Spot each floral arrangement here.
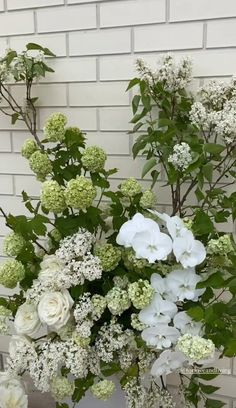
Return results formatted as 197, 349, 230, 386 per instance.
0, 47, 235, 408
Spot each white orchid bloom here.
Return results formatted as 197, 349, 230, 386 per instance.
149, 210, 188, 239
141, 325, 180, 349
150, 273, 177, 301
166, 268, 202, 302
173, 311, 202, 335
151, 350, 186, 376
116, 213, 160, 248
139, 293, 177, 326
173, 230, 206, 268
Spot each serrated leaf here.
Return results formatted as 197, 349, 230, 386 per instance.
142, 158, 157, 178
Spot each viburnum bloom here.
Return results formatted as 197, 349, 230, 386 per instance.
141, 325, 180, 349
116, 213, 172, 262
151, 350, 186, 376
166, 269, 203, 302
173, 311, 202, 335
173, 230, 206, 268
139, 294, 177, 326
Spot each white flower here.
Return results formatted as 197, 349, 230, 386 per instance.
173, 311, 202, 335
9, 335, 32, 359
0, 375, 27, 408
168, 143, 192, 171
151, 350, 186, 376
117, 213, 172, 262
141, 325, 180, 349
173, 230, 206, 268
38, 290, 74, 331
14, 303, 41, 336
166, 269, 203, 302
39, 255, 65, 283
139, 294, 177, 326
149, 210, 188, 240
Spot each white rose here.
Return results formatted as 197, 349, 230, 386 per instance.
0, 382, 28, 408
14, 303, 41, 336
38, 290, 74, 331
39, 255, 64, 283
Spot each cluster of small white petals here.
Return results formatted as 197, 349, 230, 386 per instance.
6, 336, 36, 376
75, 319, 93, 338
56, 230, 95, 262
64, 339, 88, 378
74, 293, 92, 322
168, 143, 192, 171
119, 349, 135, 370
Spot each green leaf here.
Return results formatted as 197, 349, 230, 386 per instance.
11, 113, 19, 125
26, 42, 56, 57
199, 384, 220, 394
197, 371, 220, 380
205, 398, 226, 408
73, 374, 94, 403
101, 362, 120, 377
142, 158, 157, 178
198, 272, 225, 289
193, 209, 214, 235
224, 338, 236, 357
120, 365, 139, 387
132, 95, 141, 114
126, 77, 140, 91
204, 143, 225, 155
187, 306, 204, 321
203, 163, 213, 182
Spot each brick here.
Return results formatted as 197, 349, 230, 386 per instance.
40, 57, 96, 82
39, 108, 97, 131
69, 82, 129, 106
207, 19, 236, 48
0, 195, 28, 215
11, 84, 67, 107
37, 4, 96, 33
209, 376, 236, 398
99, 107, 132, 131
134, 23, 203, 52
100, 0, 165, 28
69, 28, 131, 56
7, 0, 63, 9
170, 0, 236, 21
86, 132, 130, 155
100, 55, 135, 81
14, 175, 40, 197
0, 153, 31, 175
0, 11, 34, 36
0, 132, 11, 152
0, 175, 13, 194
69, 0, 103, 3
9, 33, 67, 57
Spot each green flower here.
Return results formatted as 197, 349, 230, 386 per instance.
72, 332, 90, 347
91, 380, 115, 401
207, 235, 234, 255
106, 287, 130, 316
0, 305, 11, 318
95, 244, 121, 272
122, 248, 148, 272
140, 190, 157, 209
3, 232, 25, 257
50, 377, 75, 402
120, 177, 142, 198
41, 180, 66, 213
29, 151, 52, 180
44, 112, 67, 142
65, 176, 96, 210
128, 280, 154, 309
21, 138, 38, 159
177, 334, 215, 362
0, 260, 25, 288
131, 313, 146, 331
91, 294, 107, 320
82, 145, 107, 173
113, 275, 129, 289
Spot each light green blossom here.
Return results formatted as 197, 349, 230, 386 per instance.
40, 180, 66, 213
183, 217, 193, 230
57, 320, 75, 341
128, 280, 154, 309
120, 177, 142, 197
72, 332, 90, 347
0, 305, 12, 334
140, 190, 157, 209
207, 235, 234, 255
65, 176, 96, 210
113, 275, 129, 289
95, 244, 121, 272
50, 377, 75, 402
131, 314, 146, 331
82, 145, 107, 173
91, 380, 115, 401
21, 138, 38, 159
29, 151, 52, 180
91, 294, 107, 320
3, 232, 25, 257
44, 112, 67, 142
0, 260, 25, 288
106, 287, 130, 316
122, 248, 148, 272
177, 334, 215, 362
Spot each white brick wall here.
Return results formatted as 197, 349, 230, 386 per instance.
0, 1, 235, 406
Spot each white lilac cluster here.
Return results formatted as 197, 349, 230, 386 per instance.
136, 55, 192, 92
190, 78, 236, 144
116, 211, 206, 268
168, 142, 192, 171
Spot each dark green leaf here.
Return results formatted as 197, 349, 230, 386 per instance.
142, 158, 157, 178
199, 383, 220, 394
205, 398, 226, 408
11, 113, 19, 125
132, 95, 141, 114
204, 144, 225, 155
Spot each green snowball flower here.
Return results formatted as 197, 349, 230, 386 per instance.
91, 380, 115, 401
72, 332, 90, 347
131, 313, 146, 331
95, 243, 121, 272
0, 260, 25, 288
82, 145, 107, 173
140, 190, 157, 209
65, 176, 96, 210
44, 112, 67, 142
120, 177, 142, 198
128, 280, 154, 309
122, 248, 148, 272
91, 294, 107, 320
41, 180, 66, 213
177, 334, 215, 362
29, 151, 52, 180
3, 232, 25, 257
208, 235, 234, 255
50, 377, 75, 402
21, 138, 38, 159
106, 287, 130, 316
